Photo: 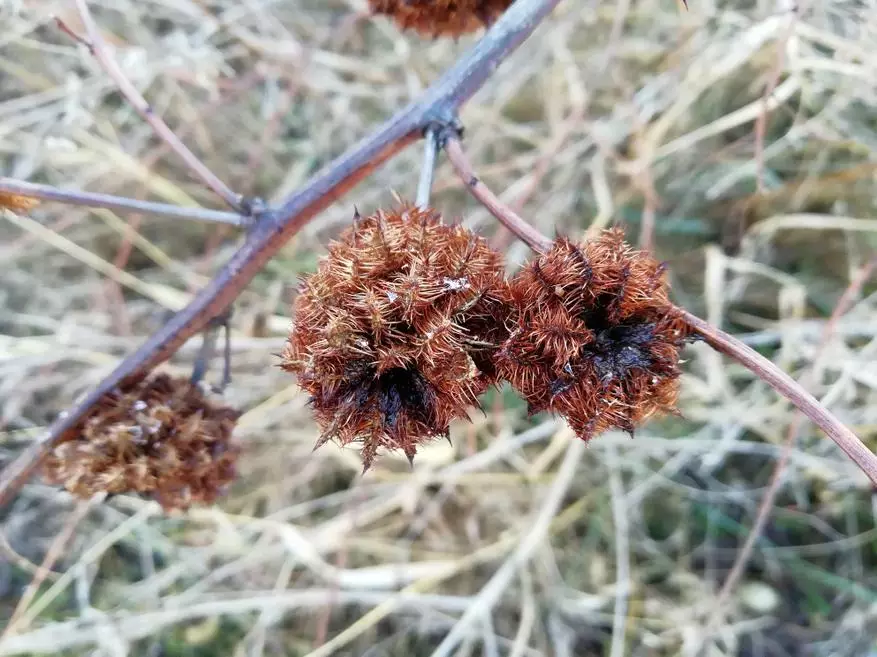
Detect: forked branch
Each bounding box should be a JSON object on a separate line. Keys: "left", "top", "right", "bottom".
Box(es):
{"left": 59, "top": 2, "right": 244, "bottom": 212}
{"left": 0, "top": 178, "right": 248, "bottom": 227}
{"left": 445, "top": 137, "right": 877, "bottom": 486}
{"left": 0, "top": 0, "right": 565, "bottom": 507}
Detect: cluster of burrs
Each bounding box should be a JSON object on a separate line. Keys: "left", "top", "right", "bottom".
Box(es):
{"left": 368, "top": 0, "right": 515, "bottom": 37}
{"left": 42, "top": 374, "right": 240, "bottom": 511}
{"left": 282, "top": 204, "right": 691, "bottom": 470}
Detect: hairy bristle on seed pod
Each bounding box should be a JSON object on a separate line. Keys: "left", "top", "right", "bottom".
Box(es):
{"left": 42, "top": 374, "right": 240, "bottom": 511}
{"left": 281, "top": 204, "right": 510, "bottom": 470}
{"left": 497, "top": 228, "right": 690, "bottom": 441}
{"left": 368, "top": 0, "right": 514, "bottom": 37}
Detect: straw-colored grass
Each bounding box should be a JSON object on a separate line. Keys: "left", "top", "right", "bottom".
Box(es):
{"left": 2, "top": 1, "right": 876, "bottom": 655}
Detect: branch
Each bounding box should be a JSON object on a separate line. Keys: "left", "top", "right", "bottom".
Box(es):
{"left": 681, "top": 310, "right": 877, "bottom": 484}
{"left": 699, "top": 254, "right": 877, "bottom": 649}
{"left": 0, "top": 178, "right": 249, "bottom": 227}
{"left": 445, "top": 137, "right": 877, "bottom": 487}
{"left": 444, "top": 135, "right": 553, "bottom": 253}
{"left": 0, "top": 0, "right": 564, "bottom": 507}
{"left": 59, "top": 3, "right": 243, "bottom": 212}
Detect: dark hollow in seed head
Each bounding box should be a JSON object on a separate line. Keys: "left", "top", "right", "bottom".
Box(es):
{"left": 281, "top": 203, "right": 511, "bottom": 470}
{"left": 497, "top": 228, "right": 691, "bottom": 442}
{"left": 367, "top": 0, "right": 515, "bottom": 37}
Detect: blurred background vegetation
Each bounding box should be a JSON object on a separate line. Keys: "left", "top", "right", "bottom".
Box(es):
{"left": 1, "top": 0, "right": 876, "bottom": 655}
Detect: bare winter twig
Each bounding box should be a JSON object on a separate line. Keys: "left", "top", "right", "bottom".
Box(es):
{"left": 444, "top": 134, "right": 554, "bottom": 253}
{"left": 0, "top": 178, "right": 249, "bottom": 227}
{"left": 58, "top": 3, "right": 244, "bottom": 212}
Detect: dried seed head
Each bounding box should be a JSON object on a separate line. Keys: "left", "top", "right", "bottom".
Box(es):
{"left": 0, "top": 191, "right": 38, "bottom": 212}
{"left": 42, "top": 374, "right": 240, "bottom": 511}
{"left": 497, "top": 228, "right": 690, "bottom": 440}
{"left": 368, "top": 0, "right": 514, "bottom": 37}
{"left": 281, "top": 204, "right": 510, "bottom": 470}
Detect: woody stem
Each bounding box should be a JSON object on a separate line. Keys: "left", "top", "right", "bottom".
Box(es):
{"left": 60, "top": 3, "right": 244, "bottom": 211}
{"left": 445, "top": 136, "right": 877, "bottom": 486}
{"left": 444, "top": 136, "right": 553, "bottom": 253}
{"left": 0, "top": 178, "right": 249, "bottom": 227}
{"left": 416, "top": 126, "right": 441, "bottom": 209}
{"left": 680, "top": 310, "right": 877, "bottom": 484}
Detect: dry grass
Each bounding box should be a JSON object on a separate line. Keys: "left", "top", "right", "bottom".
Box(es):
{"left": 2, "top": 0, "right": 877, "bottom": 655}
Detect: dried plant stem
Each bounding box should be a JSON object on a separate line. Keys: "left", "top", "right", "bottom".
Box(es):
{"left": 0, "top": 178, "right": 248, "bottom": 227}
{"left": 681, "top": 310, "right": 877, "bottom": 485}
{"left": 445, "top": 137, "right": 877, "bottom": 486}
{"left": 429, "top": 437, "right": 585, "bottom": 657}
{"left": 443, "top": 136, "right": 554, "bottom": 253}
{"left": 415, "top": 126, "right": 440, "bottom": 209}
{"left": 1, "top": 498, "right": 98, "bottom": 640}
{"left": 0, "top": 0, "right": 564, "bottom": 508}
{"left": 699, "top": 254, "right": 877, "bottom": 646}
{"left": 59, "top": 3, "right": 243, "bottom": 212}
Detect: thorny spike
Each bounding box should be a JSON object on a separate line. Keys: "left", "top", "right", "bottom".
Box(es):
{"left": 404, "top": 443, "right": 417, "bottom": 469}
{"left": 313, "top": 432, "right": 333, "bottom": 452}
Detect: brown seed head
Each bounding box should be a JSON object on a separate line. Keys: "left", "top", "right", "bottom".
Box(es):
{"left": 42, "top": 374, "right": 240, "bottom": 511}
{"left": 0, "top": 191, "right": 39, "bottom": 212}
{"left": 281, "top": 204, "right": 510, "bottom": 469}
{"left": 368, "top": 0, "right": 514, "bottom": 37}
{"left": 497, "top": 228, "right": 690, "bottom": 440}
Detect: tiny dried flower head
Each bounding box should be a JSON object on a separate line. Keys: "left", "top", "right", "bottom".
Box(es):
{"left": 497, "top": 228, "right": 690, "bottom": 440}
{"left": 42, "top": 374, "right": 240, "bottom": 511}
{"left": 281, "top": 204, "right": 510, "bottom": 470}
{"left": 0, "top": 191, "right": 39, "bottom": 212}
{"left": 368, "top": 0, "right": 514, "bottom": 37}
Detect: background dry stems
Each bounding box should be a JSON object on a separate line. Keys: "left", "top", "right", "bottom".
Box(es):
{"left": 2, "top": 1, "right": 877, "bottom": 656}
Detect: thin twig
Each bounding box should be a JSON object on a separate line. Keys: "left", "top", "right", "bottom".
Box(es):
{"left": 1, "top": 498, "right": 99, "bottom": 640}
{"left": 699, "top": 255, "right": 877, "bottom": 648}
{"left": 443, "top": 140, "right": 877, "bottom": 486}
{"left": 0, "top": 178, "right": 248, "bottom": 227}
{"left": 0, "top": 0, "right": 564, "bottom": 508}
{"left": 606, "top": 445, "right": 630, "bottom": 657}
{"left": 444, "top": 136, "right": 554, "bottom": 253}
{"left": 681, "top": 309, "right": 877, "bottom": 485}
{"left": 58, "top": 5, "right": 243, "bottom": 212}
{"left": 416, "top": 126, "right": 440, "bottom": 209}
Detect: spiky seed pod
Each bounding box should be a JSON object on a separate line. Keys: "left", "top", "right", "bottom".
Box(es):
{"left": 280, "top": 204, "right": 510, "bottom": 470}
{"left": 368, "top": 0, "right": 514, "bottom": 37}
{"left": 0, "top": 191, "right": 38, "bottom": 212}
{"left": 497, "top": 228, "right": 690, "bottom": 441}
{"left": 42, "top": 374, "right": 240, "bottom": 511}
